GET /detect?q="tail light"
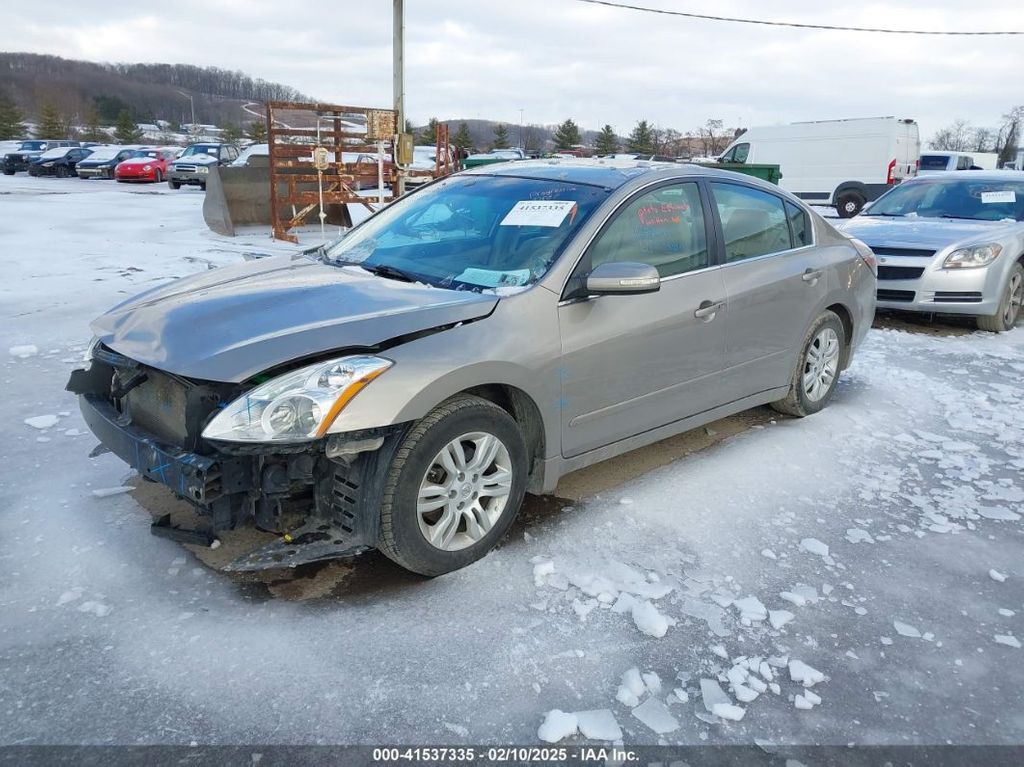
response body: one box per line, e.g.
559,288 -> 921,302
886,158 -> 897,185
850,238 -> 877,275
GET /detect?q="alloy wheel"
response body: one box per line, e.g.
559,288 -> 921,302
803,327 -> 840,402
1004,271 -> 1023,327
416,431 -> 513,552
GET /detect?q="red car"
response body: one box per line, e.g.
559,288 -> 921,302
114,148 -> 179,183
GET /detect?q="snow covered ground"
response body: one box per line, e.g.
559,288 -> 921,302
1,174 -> 1022,747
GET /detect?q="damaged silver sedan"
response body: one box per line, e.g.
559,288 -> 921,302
69,161 -> 875,575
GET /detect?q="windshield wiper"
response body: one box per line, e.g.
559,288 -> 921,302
862,212 -> 905,217
359,263 -> 418,283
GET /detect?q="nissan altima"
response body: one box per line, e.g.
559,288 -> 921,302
841,171 -> 1024,331
68,161 -> 875,575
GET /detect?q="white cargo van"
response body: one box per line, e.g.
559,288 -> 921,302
718,117 -> 920,217
918,150 -> 999,174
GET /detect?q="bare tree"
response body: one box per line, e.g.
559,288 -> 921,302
930,119 -> 972,151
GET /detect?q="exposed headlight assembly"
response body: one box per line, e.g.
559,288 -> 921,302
202,355 -> 392,443
943,243 -> 1002,269
196,166 -> 209,174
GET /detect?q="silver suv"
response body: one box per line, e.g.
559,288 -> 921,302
167,143 -> 239,190
70,161 -> 876,575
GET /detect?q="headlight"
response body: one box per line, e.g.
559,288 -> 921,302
143,164 -> 152,171
197,166 -> 209,174
942,243 -> 1002,269
42,162 -> 54,167
201,355 -> 392,443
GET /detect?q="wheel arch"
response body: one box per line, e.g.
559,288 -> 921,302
825,302 -> 855,369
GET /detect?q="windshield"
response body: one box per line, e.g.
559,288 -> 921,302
864,178 -> 1024,222
323,174 -> 609,292
180,145 -> 217,157
39,147 -> 71,159
129,150 -> 160,159
919,155 -> 952,171
83,146 -> 122,161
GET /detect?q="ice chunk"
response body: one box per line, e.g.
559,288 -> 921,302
989,569 -> 1007,582
734,684 -> 759,703
747,676 -> 767,694
611,592 -> 640,614
575,709 -> 622,740
803,690 -> 821,706
794,694 -> 815,710
24,414 -> 59,430
761,548 -> 778,560
620,667 -> 646,698
994,635 -> 1021,649
769,610 -> 795,630
789,660 -> 825,687
443,722 -> 468,737
641,671 -> 662,695
673,687 -> 689,703
709,644 -> 729,660
845,528 -> 874,544
711,703 -> 745,721
632,697 -> 679,733
572,598 -> 598,621
615,686 -> 640,708
998,609 -> 1015,617
537,709 -> 578,743
800,538 -> 830,557
9,344 -> 39,358
619,497 -> 634,505
533,560 -> 555,585
978,506 -> 1021,521
56,588 -> 83,606
733,596 -> 768,622
893,620 -> 922,638
632,600 -> 670,638
91,487 -> 133,498
77,601 -> 112,617
700,679 -> 730,713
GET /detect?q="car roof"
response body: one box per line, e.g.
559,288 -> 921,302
461,157 -> 781,192
903,170 -> 1024,183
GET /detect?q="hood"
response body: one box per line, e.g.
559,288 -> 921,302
173,154 -> 219,166
839,216 -> 1020,252
119,157 -> 160,167
91,254 -> 498,383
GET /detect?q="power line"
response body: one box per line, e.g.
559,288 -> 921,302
573,0 -> 1023,35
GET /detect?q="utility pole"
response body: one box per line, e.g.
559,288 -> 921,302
519,108 -> 524,151
393,0 -> 405,196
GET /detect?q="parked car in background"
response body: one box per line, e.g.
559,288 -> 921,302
27,146 -> 93,177
2,140 -> 79,175
115,148 -> 178,183
69,161 -> 874,576
403,144 -> 456,188
841,171 -> 1024,331
230,143 -> 268,167
167,143 -> 239,190
462,148 -> 526,169
77,146 -> 143,179
918,150 -> 999,174
718,117 -> 920,218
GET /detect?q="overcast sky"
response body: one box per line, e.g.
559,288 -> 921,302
1,1 -> 1022,141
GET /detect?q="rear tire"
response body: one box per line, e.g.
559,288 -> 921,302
154,169 -> 163,183
56,165 -> 69,178
168,179 -> 180,190
771,310 -> 846,417
835,191 -> 865,218
378,394 -> 528,576
976,263 -> 1023,332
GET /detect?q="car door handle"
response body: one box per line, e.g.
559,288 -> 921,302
802,269 -> 823,283
694,300 -> 724,320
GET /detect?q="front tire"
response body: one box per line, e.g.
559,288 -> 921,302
771,310 -> 846,417
168,179 -> 180,189
378,395 -> 528,576
154,169 -> 163,183
835,191 -> 865,218
55,165 -> 69,178
977,262 -> 1023,332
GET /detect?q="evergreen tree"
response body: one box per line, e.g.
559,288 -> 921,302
81,107 -> 106,143
595,124 -> 618,155
553,119 -> 581,151
247,119 -> 267,143
0,90 -> 26,140
34,103 -> 65,139
492,123 -> 510,149
113,110 -> 143,144
452,121 -> 473,151
221,121 -> 242,144
626,119 -> 654,155
418,117 -> 440,145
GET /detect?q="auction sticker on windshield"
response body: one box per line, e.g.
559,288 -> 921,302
981,190 -> 1016,204
500,200 -> 577,227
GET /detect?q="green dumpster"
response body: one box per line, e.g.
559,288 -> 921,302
716,162 -> 782,185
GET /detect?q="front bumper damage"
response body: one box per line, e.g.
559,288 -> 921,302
68,350 -> 406,571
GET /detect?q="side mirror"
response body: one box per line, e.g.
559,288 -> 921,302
586,262 -> 661,296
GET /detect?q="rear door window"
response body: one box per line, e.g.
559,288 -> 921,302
710,183 -> 792,262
